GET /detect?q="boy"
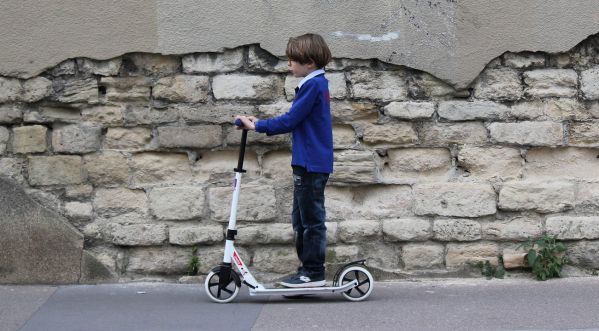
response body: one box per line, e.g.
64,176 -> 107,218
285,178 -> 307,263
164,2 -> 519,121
235,33 -> 333,288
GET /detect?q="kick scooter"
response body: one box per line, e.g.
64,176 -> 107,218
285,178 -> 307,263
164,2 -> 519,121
204,120 -> 374,303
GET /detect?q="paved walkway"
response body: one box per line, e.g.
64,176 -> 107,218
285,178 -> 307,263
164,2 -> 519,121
3,277 -> 599,331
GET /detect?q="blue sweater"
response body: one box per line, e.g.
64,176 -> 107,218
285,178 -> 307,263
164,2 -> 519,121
255,73 -> 334,173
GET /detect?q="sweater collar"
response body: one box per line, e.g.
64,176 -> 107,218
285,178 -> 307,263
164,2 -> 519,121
297,68 -> 325,90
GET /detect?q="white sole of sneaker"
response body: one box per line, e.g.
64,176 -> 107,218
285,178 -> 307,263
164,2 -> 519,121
279,280 -> 326,288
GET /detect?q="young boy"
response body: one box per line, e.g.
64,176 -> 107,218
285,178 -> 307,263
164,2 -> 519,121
235,33 -> 333,288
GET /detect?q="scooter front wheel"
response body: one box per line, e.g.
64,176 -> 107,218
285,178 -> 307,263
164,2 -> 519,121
204,269 -> 240,303
338,265 -> 374,302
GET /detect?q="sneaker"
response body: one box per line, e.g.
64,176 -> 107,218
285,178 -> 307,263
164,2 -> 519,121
279,273 -> 325,288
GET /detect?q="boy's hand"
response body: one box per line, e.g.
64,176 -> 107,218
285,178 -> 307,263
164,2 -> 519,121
234,115 -> 257,130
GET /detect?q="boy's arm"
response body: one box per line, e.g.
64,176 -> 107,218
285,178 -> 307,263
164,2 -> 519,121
255,80 -> 319,135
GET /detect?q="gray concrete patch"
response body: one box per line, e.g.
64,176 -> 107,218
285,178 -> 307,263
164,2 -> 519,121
0,286 -> 56,331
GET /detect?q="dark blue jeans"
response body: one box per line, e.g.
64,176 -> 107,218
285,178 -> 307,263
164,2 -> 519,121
291,166 -> 329,279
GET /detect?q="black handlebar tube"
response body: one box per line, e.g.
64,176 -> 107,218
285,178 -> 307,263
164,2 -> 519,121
234,129 -> 248,173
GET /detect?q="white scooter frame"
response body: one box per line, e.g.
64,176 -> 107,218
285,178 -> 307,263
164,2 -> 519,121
204,122 -> 374,303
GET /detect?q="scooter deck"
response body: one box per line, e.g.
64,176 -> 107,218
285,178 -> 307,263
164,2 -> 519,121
248,279 -> 358,296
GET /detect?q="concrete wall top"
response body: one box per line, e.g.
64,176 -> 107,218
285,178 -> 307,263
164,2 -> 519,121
1,0 -> 598,88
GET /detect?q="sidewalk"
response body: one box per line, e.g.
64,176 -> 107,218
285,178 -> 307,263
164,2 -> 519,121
3,277 -> 599,331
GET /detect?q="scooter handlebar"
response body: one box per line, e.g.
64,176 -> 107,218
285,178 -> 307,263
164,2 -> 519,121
234,118 -> 243,127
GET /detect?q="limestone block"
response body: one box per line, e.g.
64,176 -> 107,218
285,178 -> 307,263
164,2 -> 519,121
327,72 -> 347,99
131,153 -> 192,186
433,219 -> 482,241
28,155 -> 83,186
158,125 -> 222,149
473,68 -> 523,101
446,243 -> 498,268
509,101 -> 545,119
402,243 -> 445,270
258,101 -> 291,118
64,201 -> 93,219
384,101 -> 435,120
252,247 -> 297,274
581,67 -> 599,100
213,74 -> 283,101
502,246 -> 527,269
326,245 -> 360,264
569,121 -> 599,146
181,103 -> 255,124
25,106 -> 80,124
330,150 -> 379,184
489,121 -> 563,146
361,122 -> 417,146
457,146 -> 521,180
195,246 -> 251,274
127,246 -> 189,274
545,99 -> 593,121
332,124 -> 356,149
546,216 -> 599,240
124,54 -> 180,76
0,77 -> 22,103
64,185 -> 93,199
182,49 -> 244,73
566,241 -> 599,269
100,77 -> 152,101
407,72 -> 456,99
148,186 -> 205,221
261,150 -> 292,181
21,77 -> 53,103
349,69 -> 407,101
50,60 -> 76,76
247,45 -> 288,73
169,224 -> 224,245
284,75 -> 302,101
483,216 -> 543,241
81,105 -> 124,126
153,75 -> 210,103
0,158 -> 25,183
93,188 -> 147,216
414,183 -> 496,217
438,100 -> 513,121
525,147 -> 599,180
209,184 -> 277,222
52,123 -> 102,153
53,77 -> 99,104
104,223 -> 168,246
12,125 -> 47,154
382,148 -> 451,181
235,223 -> 294,245
420,122 -> 488,146
523,69 -> 577,98
338,219 -> 380,243
83,151 -> 129,185
326,222 -> 338,244
326,185 -> 413,220
577,183 -> 599,208
76,58 -> 121,76
330,101 -> 378,122
328,58 -> 373,71
105,127 -> 152,150
498,181 -> 575,213
123,106 -> 179,125
503,52 -> 545,68
195,150 -> 260,180
0,104 -> 23,123
382,218 -> 431,241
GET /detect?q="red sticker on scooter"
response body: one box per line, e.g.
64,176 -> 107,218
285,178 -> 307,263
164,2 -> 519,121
233,251 -> 243,266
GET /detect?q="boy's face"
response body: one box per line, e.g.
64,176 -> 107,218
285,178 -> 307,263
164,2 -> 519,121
288,59 -> 316,78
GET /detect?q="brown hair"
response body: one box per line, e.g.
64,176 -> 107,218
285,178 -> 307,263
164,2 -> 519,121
286,33 -> 332,69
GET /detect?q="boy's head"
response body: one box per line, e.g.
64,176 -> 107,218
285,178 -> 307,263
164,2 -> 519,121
286,33 -> 332,70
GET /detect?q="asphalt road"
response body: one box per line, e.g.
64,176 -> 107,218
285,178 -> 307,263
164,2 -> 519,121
3,277 -> 599,331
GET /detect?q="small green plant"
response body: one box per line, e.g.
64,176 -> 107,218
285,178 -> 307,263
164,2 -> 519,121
520,235 -> 567,281
476,260 -> 505,279
187,246 -> 199,276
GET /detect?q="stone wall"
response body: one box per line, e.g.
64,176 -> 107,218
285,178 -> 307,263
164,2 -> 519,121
1,34 -> 599,283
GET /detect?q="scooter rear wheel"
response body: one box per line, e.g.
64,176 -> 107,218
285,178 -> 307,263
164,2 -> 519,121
338,265 -> 374,302
204,270 -> 240,303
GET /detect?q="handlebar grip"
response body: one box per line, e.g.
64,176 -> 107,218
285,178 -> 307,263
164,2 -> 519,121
234,119 -> 243,127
